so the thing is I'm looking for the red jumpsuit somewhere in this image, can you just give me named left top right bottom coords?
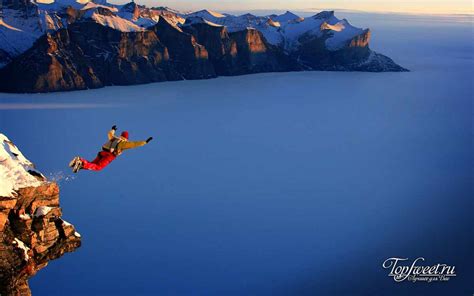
left=81, top=151, right=116, bottom=171
left=77, top=129, right=147, bottom=172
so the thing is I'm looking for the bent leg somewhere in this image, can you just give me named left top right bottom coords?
left=81, top=151, right=116, bottom=171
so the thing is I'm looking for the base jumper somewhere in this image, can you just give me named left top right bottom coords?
left=69, top=125, right=153, bottom=173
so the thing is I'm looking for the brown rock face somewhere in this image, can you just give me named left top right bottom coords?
left=227, top=28, right=295, bottom=74
left=0, top=19, right=301, bottom=92
left=120, top=2, right=140, bottom=20
left=0, top=182, right=81, bottom=296
left=349, top=29, right=371, bottom=48
left=291, top=28, right=404, bottom=72
left=151, top=17, right=215, bottom=79
left=182, top=22, right=299, bottom=76
left=0, top=19, right=220, bottom=92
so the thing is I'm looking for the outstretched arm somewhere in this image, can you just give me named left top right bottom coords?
left=108, top=125, right=117, bottom=140
left=119, top=137, right=153, bottom=151
left=119, top=140, right=147, bottom=151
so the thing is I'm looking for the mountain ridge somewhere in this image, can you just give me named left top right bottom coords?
left=0, top=0, right=408, bottom=92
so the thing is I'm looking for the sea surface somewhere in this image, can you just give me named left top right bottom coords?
left=0, top=11, right=472, bottom=296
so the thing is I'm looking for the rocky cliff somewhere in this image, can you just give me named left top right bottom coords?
left=0, top=3, right=408, bottom=93
left=181, top=19, right=300, bottom=76
left=0, top=134, right=81, bottom=295
left=0, top=18, right=300, bottom=92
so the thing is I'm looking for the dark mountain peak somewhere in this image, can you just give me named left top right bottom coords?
left=93, top=6, right=115, bottom=16
left=313, top=10, right=335, bottom=19
left=239, top=13, right=258, bottom=20
left=190, top=9, right=225, bottom=18
left=183, top=16, right=224, bottom=28
left=152, top=15, right=183, bottom=33
left=282, top=10, right=298, bottom=17
left=120, top=2, right=138, bottom=12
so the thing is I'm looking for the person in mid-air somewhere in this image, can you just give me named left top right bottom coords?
left=69, top=125, right=153, bottom=173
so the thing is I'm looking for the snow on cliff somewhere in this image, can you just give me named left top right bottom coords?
left=83, top=6, right=144, bottom=32
left=187, top=9, right=226, bottom=21
left=182, top=9, right=366, bottom=50
left=0, top=134, right=45, bottom=197
left=270, top=11, right=301, bottom=23
left=323, top=19, right=366, bottom=50
left=0, top=10, right=44, bottom=67
left=184, top=16, right=223, bottom=27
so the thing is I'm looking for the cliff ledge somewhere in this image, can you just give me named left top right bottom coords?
left=0, top=134, right=81, bottom=296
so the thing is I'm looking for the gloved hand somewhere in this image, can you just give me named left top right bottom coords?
left=146, top=137, right=153, bottom=143
left=111, top=125, right=117, bottom=131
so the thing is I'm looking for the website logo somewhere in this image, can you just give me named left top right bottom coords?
left=382, top=257, right=456, bottom=283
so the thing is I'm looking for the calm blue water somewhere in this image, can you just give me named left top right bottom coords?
left=0, top=12, right=472, bottom=296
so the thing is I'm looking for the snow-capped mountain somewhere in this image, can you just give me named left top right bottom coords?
left=186, top=9, right=227, bottom=20
left=0, top=0, right=184, bottom=66
left=269, top=11, right=302, bottom=23
left=181, top=9, right=369, bottom=52
left=0, top=0, right=407, bottom=92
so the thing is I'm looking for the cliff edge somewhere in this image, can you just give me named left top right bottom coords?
left=0, top=134, right=81, bottom=296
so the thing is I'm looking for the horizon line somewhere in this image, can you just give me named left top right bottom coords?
left=33, top=0, right=474, bottom=17
left=221, top=8, right=474, bottom=17
left=107, top=1, right=473, bottom=17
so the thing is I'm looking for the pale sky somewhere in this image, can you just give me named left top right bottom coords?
left=128, top=0, right=472, bottom=15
